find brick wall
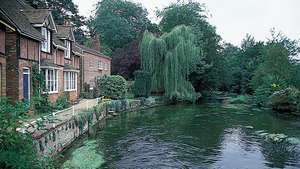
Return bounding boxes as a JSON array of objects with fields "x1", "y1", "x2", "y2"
[
  {"x1": 6, "y1": 32, "x2": 19, "y2": 102},
  {"x1": 0, "y1": 55, "x2": 6, "y2": 97},
  {"x1": 0, "y1": 29, "x2": 5, "y2": 54},
  {"x1": 82, "y1": 52, "x2": 111, "y2": 88}
]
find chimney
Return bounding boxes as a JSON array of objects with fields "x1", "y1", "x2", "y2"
[
  {"x1": 90, "y1": 34, "x2": 101, "y2": 52},
  {"x1": 64, "y1": 17, "x2": 72, "y2": 26}
]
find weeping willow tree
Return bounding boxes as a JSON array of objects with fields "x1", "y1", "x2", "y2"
[
  {"x1": 140, "y1": 25, "x2": 203, "y2": 102},
  {"x1": 140, "y1": 31, "x2": 166, "y2": 93}
]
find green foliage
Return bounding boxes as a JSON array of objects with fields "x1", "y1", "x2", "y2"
[
  {"x1": 140, "y1": 26, "x2": 206, "y2": 102},
  {"x1": 269, "y1": 87, "x2": 300, "y2": 113},
  {"x1": 158, "y1": 1, "x2": 221, "y2": 92},
  {"x1": 93, "y1": 0, "x2": 153, "y2": 50},
  {"x1": 0, "y1": 97, "x2": 54, "y2": 169},
  {"x1": 133, "y1": 70, "x2": 151, "y2": 97},
  {"x1": 54, "y1": 93, "x2": 70, "y2": 110},
  {"x1": 81, "y1": 83, "x2": 95, "y2": 99},
  {"x1": 228, "y1": 95, "x2": 250, "y2": 104},
  {"x1": 251, "y1": 42, "x2": 293, "y2": 106},
  {"x1": 96, "y1": 75, "x2": 127, "y2": 100},
  {"x1": 158, "y1": 2, "x2": 206, "y2": 33}
]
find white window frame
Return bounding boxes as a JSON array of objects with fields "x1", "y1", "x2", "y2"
[
  {"x1": 98, "y1": 61, "x2": 103, "y2": 70},
  {"x1": 43, "y1": 69, "x2": 58, "y2": 93},
  {"x1": 23, "y1": 67, "x2": 31, "y2": 100},
  {"x1": 41, "y1": 27, "x2": 51, "y2": 53},
  {"x1": 64, "y1": 71, "x2": 77, "y2": 91},
  {"x1": 64, "y1": 40, "x2": 71, "y2": 59}
]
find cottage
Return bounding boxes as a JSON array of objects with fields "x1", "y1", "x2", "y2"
[
  {"x1": 0, "y1": 0, "x2": 44, "y2": 102},
  {"x1": 0, "y1": 0, "x2": 111, "y2": 104},
  {"x1": 78, "y1": 44, "x2": 111, "y2": 89}
]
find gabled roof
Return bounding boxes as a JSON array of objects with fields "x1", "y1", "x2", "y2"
[
  {"x1": 21, "y1": 9, "x2": 56, "y2": 31},
  {"x1": 56, "y1": 25, "x2": 75, "y2": 42},
  {"x1": 73, "y1": 43, "x2": 84, "y2": 56},
  {"x1": 53, "y1": 34, "x2": 67, "y2": 50},
  {"x1": 76, "y1": 43, "x2": 111, "y2": 60},
  {"x1": 22, "y1": 9, "x2": 50, "y2": 24},
  {"x1": 0, "y1": 0, "x2": 44, "y2": 41}
]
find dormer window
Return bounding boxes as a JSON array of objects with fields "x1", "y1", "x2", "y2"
[
  {"x1": 64, "y1": 40, "x2": 71, "y2": 59},
  {"x1": 41, "y1": 27, "x2": 51, "y2": 53}
]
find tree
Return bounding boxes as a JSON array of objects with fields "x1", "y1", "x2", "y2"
[
  {"x1": 157, "y1": 2, "x2": 221, "y2": 91},
  {"x1": 111, "y1": 40, "x2": 140, "y2": 80},
  {"x1": 93, "y1": 0, "x2": 153, "y2": 51},
  {"x1": 140, "y1": 26, "x2": 208, "y2": 102},
  {"x1": 25, "y1": 0, "x2": 86, "y2": 44}
]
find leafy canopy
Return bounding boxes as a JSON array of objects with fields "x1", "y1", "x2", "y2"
[
  {"x1": 140, "y1": 26, "x2": 208, "y2": 102},
  {"x1": 93, "y1": 0, "x2": 152, "y2": 50},
  {"x1": 157, "y1": 2, "x2": 221, "y2": 91}
]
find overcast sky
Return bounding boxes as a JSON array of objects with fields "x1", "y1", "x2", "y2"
[{"x1": 73, "y1": 0, "x2": 300, "y2": 46}]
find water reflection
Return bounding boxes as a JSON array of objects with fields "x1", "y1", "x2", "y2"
[{"x1": 59, "y1": 103, "x2": 300, "y2": 169}]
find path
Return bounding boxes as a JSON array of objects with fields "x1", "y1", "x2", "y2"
[{"x1": 19, "y1": 98, "x2": 99, "y2": 135}]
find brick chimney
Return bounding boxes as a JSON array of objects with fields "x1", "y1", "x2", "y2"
[
  {"x1": 90, "y1": 34, "x2": 101, "y2": 52},
  {"x1": 64, "y1": 17, "x2": 72, "y2": 26}
]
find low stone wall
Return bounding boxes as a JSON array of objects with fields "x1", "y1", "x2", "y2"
[{"x1": 33, "y1": 97, "x2": 163, "y2": 157}]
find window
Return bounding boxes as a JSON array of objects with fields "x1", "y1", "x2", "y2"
[
  {"x1": 105, "y1": 63, "x2": 109, "y2": 70},
  {"x1": 41, "y1": 27, "x2": 51, "y2": 53},
  {"x1": 64, "y1": 72, "x2": 77, "y2": 91},
  {"x1": 98, "y1": 61, "x2": 103, "y2": 70},
  {"x1": 42, "y1": 69, "x2": 58, "y2": 93},
  {"x1": 64, "y1": 40, "x2": 71, "y2": 59}
]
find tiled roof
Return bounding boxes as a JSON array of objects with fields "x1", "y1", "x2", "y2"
[
  {"x1": 76, "y1": 43, "x2": 111, "y2": 60},
  {"x1": 53, "y1": 34, "x2": 66, "y2": 49},
  {"x1": 64, "y1": 64, "x2": 78, "y2": 71},
  {"x1": 21, "y1": 9, "x2": 50, "y2": 24},
  {"x1": 0, "y1": 0, "x2": 44, "y2": 41},
  {"x1": 40, "y1": 59, "x2": 58, "y2": 67},
  {"x1": 56, "y1": 25, "x2": 75, "y2": 41},
  {"x1": 73, "y1": 43, "x2": 84, "y2": 56}
]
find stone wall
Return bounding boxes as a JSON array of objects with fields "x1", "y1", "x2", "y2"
[{"x1": 33, "y1": 99, "x2": 153, "y2": 157}]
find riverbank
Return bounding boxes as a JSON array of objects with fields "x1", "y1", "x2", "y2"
[{"x1": 27, "y1": 97, "x2": 164, "y2": 157}]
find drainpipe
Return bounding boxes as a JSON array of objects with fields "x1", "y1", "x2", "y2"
[{"x1": 38, "y1": 43, "x2": 41, "y2": 72}]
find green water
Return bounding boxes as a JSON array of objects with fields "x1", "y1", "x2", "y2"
[{"x1": 59, "y1": 102, "x2": 300, "y2": 169}]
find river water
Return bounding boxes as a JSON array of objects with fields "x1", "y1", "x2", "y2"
[{"x1": 59, "y1": 102, "x2": 300, "y2": 169}]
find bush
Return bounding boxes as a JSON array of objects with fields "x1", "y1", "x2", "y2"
[
  {"x1": 96, "y1": 75, "x2": 127, "y2": 100},
  {"x1": 269, "y1": 87, "x2": 300, "y2": 113},
  {"x1": 81, "y1": 83, "x2": 95, "y2": 99},
  {"x1": 133, "y1": 70, "x2": 151, "y2": 97},
  {"x1": 54, "y1": 93, "x2": 70, "y2": 110},
  {"x1": 32, "y1": 93, "x2": 53, "y2": 115},
  {"x1": 0, "y1": 97, "x2": 54, "y2": 169},
  {"x1": 228, "y1": 95, "x2": 249, "y2": 104}
]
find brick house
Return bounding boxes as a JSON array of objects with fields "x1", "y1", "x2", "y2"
[
  {"x1": 77, "y1": 44, "x2": 111, "y2": 89},
  {"x1": 0, "y1": 0, "x2": 111, "y2": 104},
  {"x1": 0, "y1": 0, "x2": 44, "y2": 102}
]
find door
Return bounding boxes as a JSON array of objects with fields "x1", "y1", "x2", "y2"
[{"x1": 23, "y1": 68, "x2": 30, "y2": 101}]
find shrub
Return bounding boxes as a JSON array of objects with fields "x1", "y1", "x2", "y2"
[
  {"x1": 228, "y1": 95, "x2": 249, "y2": 104},
  {"x1": 96, "y1": 75, "x2": 127, "y2": 100},
  {"x1": 54, "y1": 93, "x2": 70, "y2": 110},
  {"x1": 81, "y1": 83, "x2": 95, "y2": 99},
  {"x1": 269, "y1": 87, "x2": 300, "y2": 113},
  {"x1": 0, "y1": 97, "x2": 54, "y2": 169},
  {"x1": 32, "y1": 93, "x2": 53, "y2": 115},
  {"x1": 133, "y1": 70, "x2": 151, "y2": 97}
]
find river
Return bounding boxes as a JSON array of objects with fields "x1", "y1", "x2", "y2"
[{"x1": 59, "y1": 102, "x2": 300, "y2": 169}]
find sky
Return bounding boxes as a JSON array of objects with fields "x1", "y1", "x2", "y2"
[{"x1": 73, "y1": 0, "x2": 300, "y2": 46}]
